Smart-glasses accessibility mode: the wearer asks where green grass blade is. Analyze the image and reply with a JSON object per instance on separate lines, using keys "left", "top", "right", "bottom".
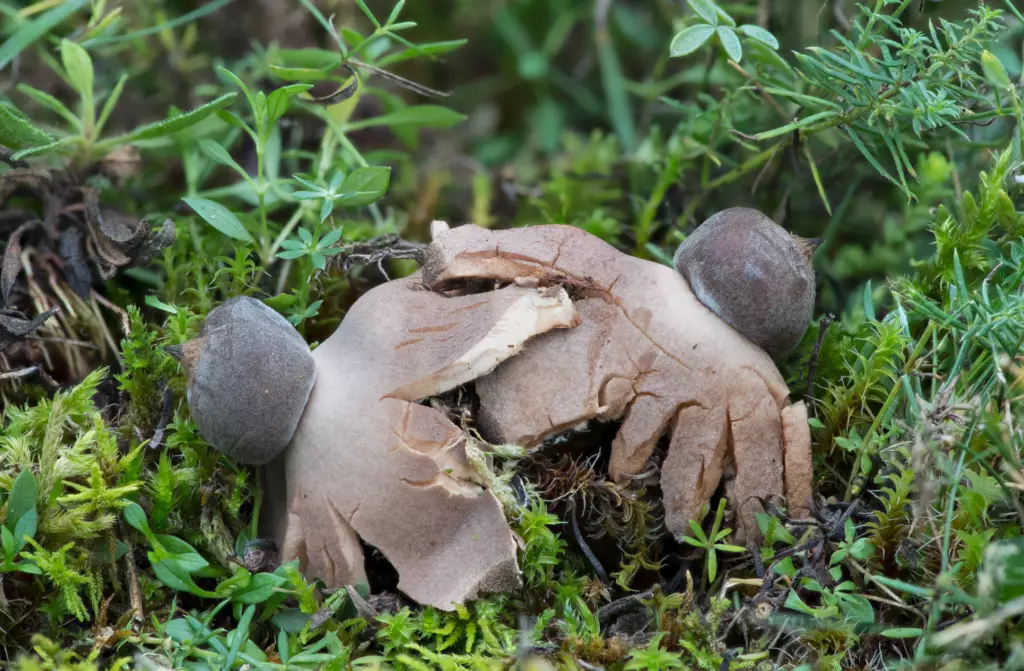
{"left": 596, "top": 23, "right": 635, "bottom": 151}
{"left": 81, "top": 0, "right": 237, "bottom": 47}
{"left": 0, "top": 0, "right": 89, "bottom": 72}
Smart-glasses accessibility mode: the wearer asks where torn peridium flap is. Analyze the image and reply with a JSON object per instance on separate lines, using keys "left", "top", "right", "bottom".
{"left": 267, "top": 276, "right": 580, "bottom": 610}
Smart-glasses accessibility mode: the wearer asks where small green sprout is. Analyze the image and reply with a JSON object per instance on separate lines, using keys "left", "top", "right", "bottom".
{"left": 679, "top": 498, "right": 746, "bottom": 584}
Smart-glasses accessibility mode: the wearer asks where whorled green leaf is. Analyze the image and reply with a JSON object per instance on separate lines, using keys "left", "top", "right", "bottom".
{"left": 717, "top": 26, "right": 742, "bottom": 62}
{"left": 669, "top": 24, "right": 716, "bottom": 58}
{"left": 181, "top": 196, "right": 254, "bottom": 242}
{"left": 738, "top": 24, "right": 779, "bottom": 50}
{"left": 0, "top": 103, "right": 54, "bottom": 150}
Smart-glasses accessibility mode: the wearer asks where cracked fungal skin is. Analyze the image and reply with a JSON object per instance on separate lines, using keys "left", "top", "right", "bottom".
{"left": 261, "top": 279, "right": 579, "bottom": 610}
{"left": 423, "top": 223, "right": 813, "bottom": 543}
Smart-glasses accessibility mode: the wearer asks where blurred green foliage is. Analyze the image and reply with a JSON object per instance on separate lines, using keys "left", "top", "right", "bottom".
{"left": 1, "top": 0, "right": 1024, "bottom": 669}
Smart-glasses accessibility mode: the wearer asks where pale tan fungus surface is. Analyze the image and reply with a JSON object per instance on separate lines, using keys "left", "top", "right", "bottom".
{"left": 262, "top": 221, "right": 814, "bottom": 611}
{"left": 423, "top": 223, "right": 814, "bottom": 542}
{"left": 262, "top": 279, "right": 579, "bottom": 610}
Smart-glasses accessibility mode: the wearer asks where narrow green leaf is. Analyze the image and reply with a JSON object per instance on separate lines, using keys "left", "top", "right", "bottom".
{"left": 217, "top": 67, "right": 256, "bottom": 115}
{"left": 846, "top": 126, "right": 908, "bottom": 197}
{"left": 810, "top": 46, "right": 890, "bottom": 83}
{"left": 708, "top": 549, "right": 718, "bottom": 582}
{"left": 344, "top": 105, "right": 465, "bottom": 131}
{"left": 215, "top": 109, "right": 257, "bottom": 145}
{"left": 738, "top": 24, "right": 779, "bottom": 49}
{"left": 802, "top": 145, "right": 832, "bottom": 215}
{"left": 686, "top": 0, "right": 719, "bottom": 25}
{"left": 0, "top": 0, "right": 89, "bottom": 72}
{"left": 863, "top": 280, "right": 875, "bottom": 321}
{"left": 272, "top": 48, "right": 342, "bottom": 70}
{"left": 223, "top": 604, "right": 256, "bottom": 671}
{"left": 198, "top": 138, "right": 250, "bottom": 183}
{"left": 352, "top": 0, "right": 380, "bottom": 28}
{"left": 182, "top": 197, "right": 254, "bottom": 242}
{"left": 870, "top": 574, "right": 935, "bottom": 598}
{"left": 11, "top": 137, "right": 80, "bottom": 160}
{"left": 0, "top": 103, "right": 54, "bottom": 150}
{"left": 144, "top": 295, "right": 178, "bottom": 314}
{"left": 880, "top": 628, "right": 923, "bottom": 639}
{"left": 16, "top": 83, "right": 80, "bottom": 129}
{"left": 376, "top": 39, "right": 467, "bottom": 67}
{"left": 385, "top": 0, "right": 406, "bottom": 26}
{"left": 318, "top": 229, "right": 342, "bottom": 248}
{"left": 100, "top": 93, "right": 236, "bottom": 147}
{"left": 95, "top": 73, "right": 128, "bottom": 137}
{"left": 319, "top": 198, "right": 333, "bottom": 223}
{"left": 1003, "top": 0, "right": 1024, "bottom": 25}
{"left": 717, "top": 26, "right": 742, "bottom": 62}
{"left": 669, "top": 24, "right": 716, "bottom": 58}
{"left": 59, "top": 39, "right": 94, "bottom": 109}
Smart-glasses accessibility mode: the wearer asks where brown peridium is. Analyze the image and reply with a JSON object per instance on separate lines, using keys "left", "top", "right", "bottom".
{"left": 422, "top": 222, "right": 813, "bottom": 543}
{"left": 261, "top": 267, "right": 580, "bottom": 610}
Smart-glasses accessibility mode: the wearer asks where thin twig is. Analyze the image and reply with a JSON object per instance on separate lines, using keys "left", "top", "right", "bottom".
{"left": 0, "top": 366, "right": 38, "bottom": 381}
{"left": 570, "top": 506, "right": 609, "bottom": 584}
{"left": 805, "top": 314, "right": 834, "bottom": 400}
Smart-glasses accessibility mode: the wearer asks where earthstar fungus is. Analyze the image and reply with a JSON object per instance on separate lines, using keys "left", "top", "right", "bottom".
{"left": 177, "top": 215, "right": 814, "bottom": 611}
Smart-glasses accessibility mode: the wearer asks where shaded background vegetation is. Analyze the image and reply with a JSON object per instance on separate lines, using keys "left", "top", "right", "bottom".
{"left": 2, "top": 0, "right": 1024, "bottom": 669}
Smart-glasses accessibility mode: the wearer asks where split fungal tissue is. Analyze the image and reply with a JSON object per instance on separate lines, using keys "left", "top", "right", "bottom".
{"left": 176, "top": 211, "right": 815, "bottom": 610}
